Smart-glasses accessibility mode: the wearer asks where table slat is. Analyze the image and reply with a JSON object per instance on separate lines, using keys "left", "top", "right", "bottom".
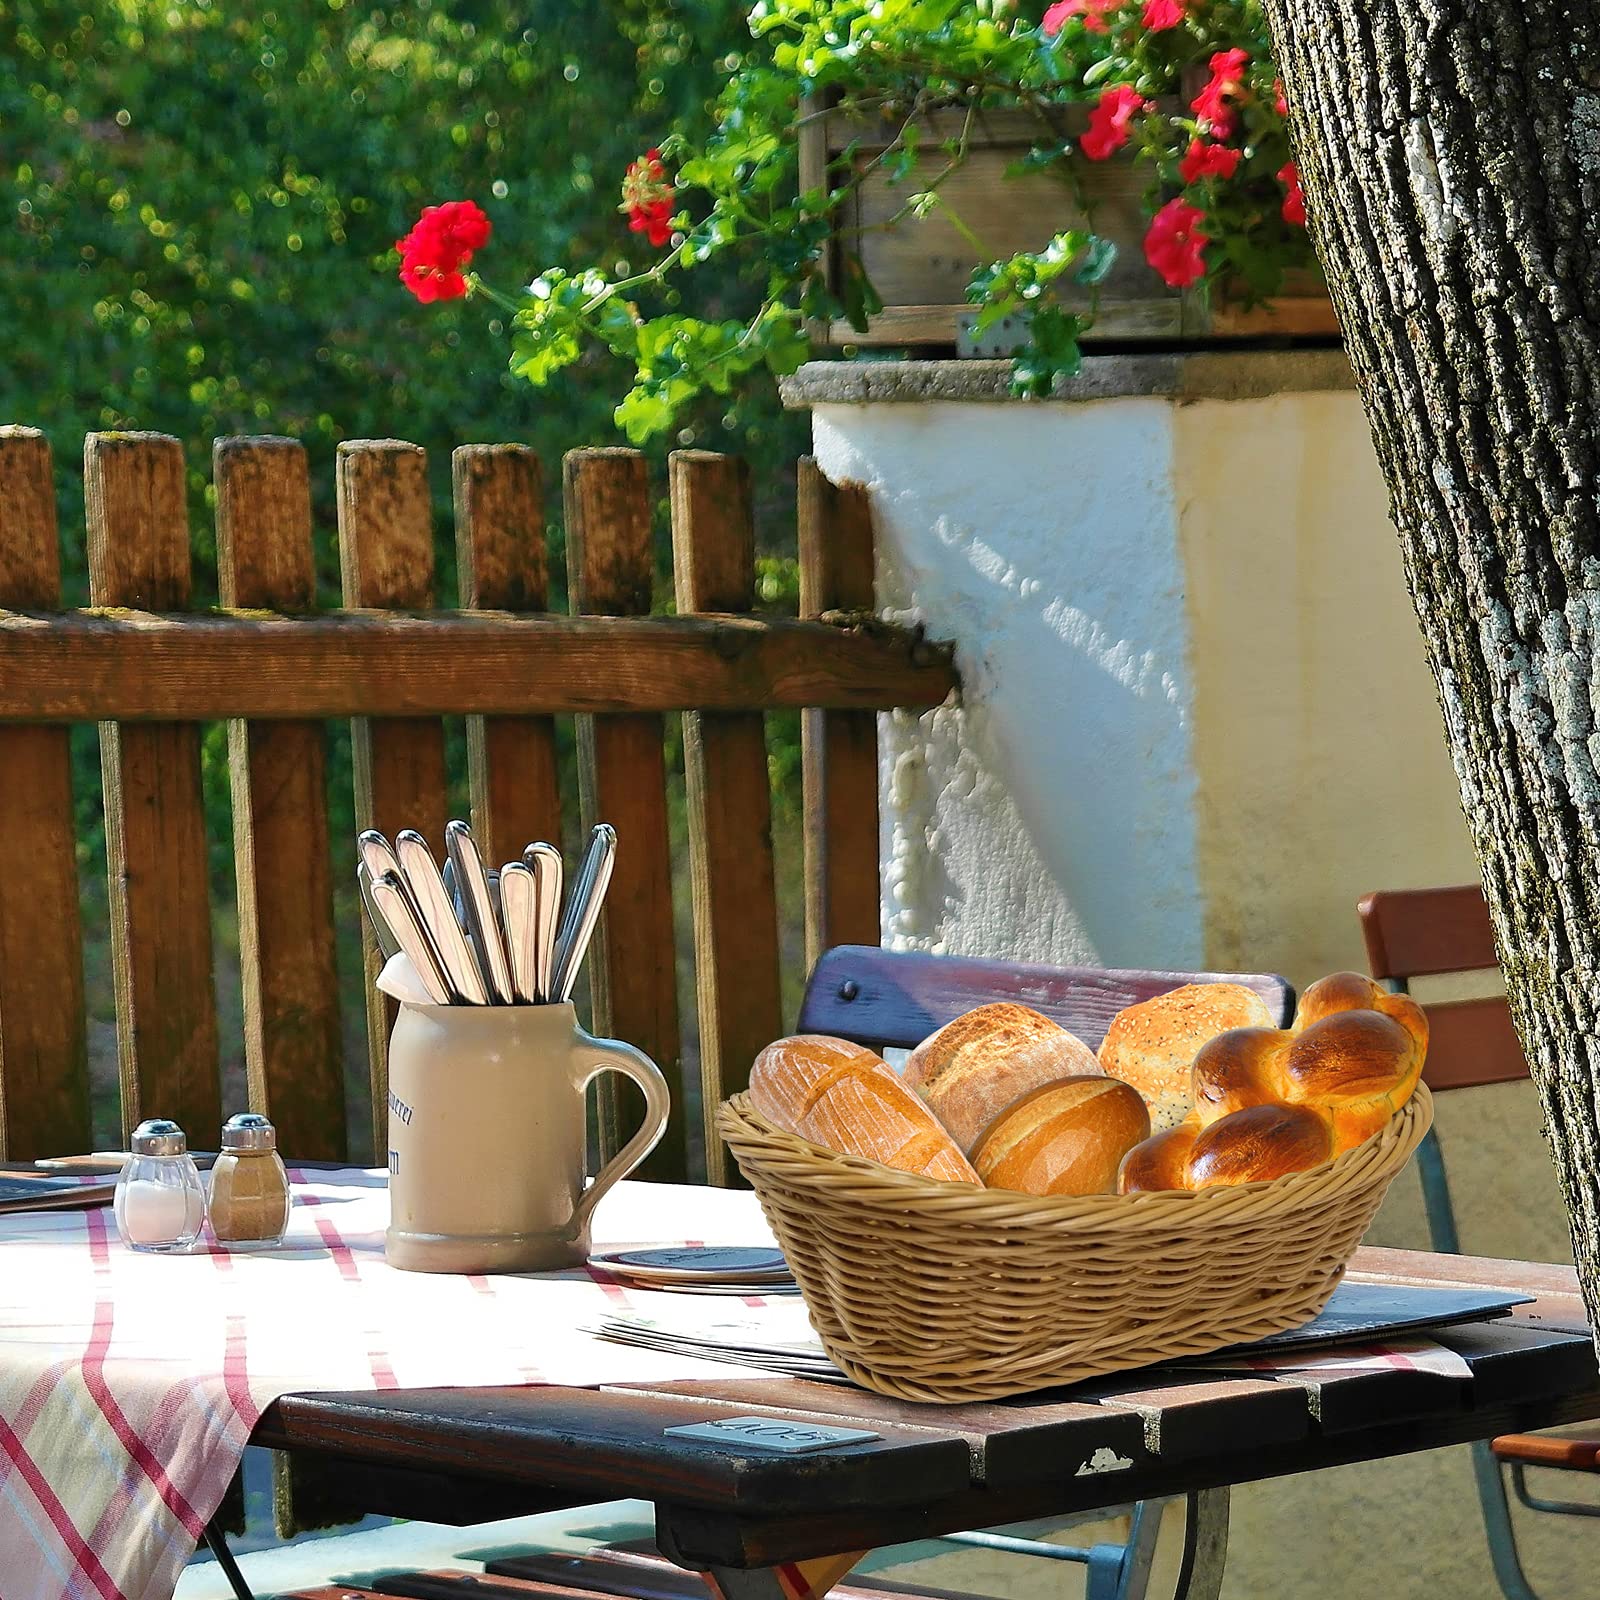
{"left": 1077, "top": 1375, "right": 1310, "bottom": 1457}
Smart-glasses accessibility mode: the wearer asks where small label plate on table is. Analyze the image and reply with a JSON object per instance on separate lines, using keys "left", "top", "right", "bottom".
{"left": 664, "top": 1417, "right": 880, "bottom": 1454}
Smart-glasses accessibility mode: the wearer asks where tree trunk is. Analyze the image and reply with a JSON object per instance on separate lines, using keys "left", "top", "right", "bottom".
{"left": 1258, "top": 0, "right": 1600, "bottom": 1314}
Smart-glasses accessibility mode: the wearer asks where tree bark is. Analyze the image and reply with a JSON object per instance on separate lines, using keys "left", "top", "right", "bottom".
{"left": 1258, "top": 0, "right": 1600, "bottom": 1316}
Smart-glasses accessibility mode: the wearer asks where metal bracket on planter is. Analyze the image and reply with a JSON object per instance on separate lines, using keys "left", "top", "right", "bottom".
{"left": 664, "top": 1416, "right": 881, "bottom": 1455}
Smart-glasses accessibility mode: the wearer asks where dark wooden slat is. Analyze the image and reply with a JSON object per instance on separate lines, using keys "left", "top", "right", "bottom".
{"left": 215, "top": 438, "right": 344, "bottom": 1160}
{"left": 799, "top": 460, "right": 882, "bottom": 968}
{"left": 611, "top": 1377, "right": 1148, "bottom": 1490}
{"left": 1348, "top": 1246, "right": 1588, "bottom": 1328}
{"left": 256, "top": 1385, "right": 973, "bottom": 1516}
{"left": 1433, "top": 1321, "right": 1599, "bottom": 1407}
{"left": 672, "top": 452, "right": 783, "bottom": 1184}
{"left": 0, "top": 429, "right": 88, "bottom": 1158}
{"left": 1358, "top": 884, "right": 1498, "bottom": 980}
{"left": 1264, "top": 1365, "right": 1464, "bottom": 1434}
{"left": 338, "top": 439, "right": 447, "bottom": 1156}
{"left": 1491, "top": 1431, "right": 1600, "bottom": 1468}
{"left": 1075, "top": 1375, "right": 1309, "bottom": 1458}
{"left": 565, "top": 449, "right": 684, "bottom": 1179}
{"left": 798, "top": 945, "right": 1294, "bottom": 1052}
{"left": 85, "top": 432, "right": 220, "bottom": 1142}
{"left": 1422, "top": 994, "right": 1527, "bottom": 1091}
{"left": 0, "top": 613, "right": 957, "bottom": 720}
{"left": 655, "top": 1381, "right": 1600, "bottom": 1570}
{"left": 454, "top": 444, "right": 562, "bottom": 863}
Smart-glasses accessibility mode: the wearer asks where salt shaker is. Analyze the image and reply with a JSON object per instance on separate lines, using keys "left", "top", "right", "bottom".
{"left": 114, "top": 1120, "right": 206, "bottom": 1253}
{"left": 207, "top": 1113, "right": 290, "bottom": 1249}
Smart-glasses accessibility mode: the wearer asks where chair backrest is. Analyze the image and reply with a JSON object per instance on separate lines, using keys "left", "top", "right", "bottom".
{"left": 799, "top": 945, "right": 1295, "bottom": 1053}
{"left": 0, "top": 429, "right": 957, "bottom": 1181}
{"left": 1357, "top": 885, "right": 1525, "bottom": 1093}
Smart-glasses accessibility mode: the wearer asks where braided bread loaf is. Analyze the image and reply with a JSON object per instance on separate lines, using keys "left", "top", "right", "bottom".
{"left": 1119, "top": 973, "right": 1427, "bottom": 1192}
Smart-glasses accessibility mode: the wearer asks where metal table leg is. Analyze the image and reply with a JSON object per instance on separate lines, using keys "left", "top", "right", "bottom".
{"left": 1170, "top": 1488, "right": 1228, "bottom": 1600}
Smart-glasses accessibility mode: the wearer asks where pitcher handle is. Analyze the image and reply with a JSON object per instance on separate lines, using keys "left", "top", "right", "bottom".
{"left": 570, "top": 1031, "right": 672, "bottom": 1234}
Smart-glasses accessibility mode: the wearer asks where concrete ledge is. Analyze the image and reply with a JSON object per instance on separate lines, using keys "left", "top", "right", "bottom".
{"left": 780, "top": 348, "right": 1356, "bottom": 407}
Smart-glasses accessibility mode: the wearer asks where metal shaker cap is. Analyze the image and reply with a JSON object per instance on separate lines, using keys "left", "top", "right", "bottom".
{"left": 130, "top": 1118, "right": 188, "bottom": 1156}
{"left": 220, "top": 1112, "right": 277, "bottom": 1152}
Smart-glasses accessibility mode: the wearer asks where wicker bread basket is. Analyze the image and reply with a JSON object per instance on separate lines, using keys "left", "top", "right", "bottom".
{"left": 717, "top": 1084, "right": 1433, "bottom": 1403}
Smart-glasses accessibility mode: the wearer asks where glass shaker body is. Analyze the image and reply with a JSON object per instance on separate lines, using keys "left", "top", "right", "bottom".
{"left": 208, "top": 1113, "right": 290, "bottom": 1248}
{"left": 114, "top": 1120, "right": 206, "bottom": 1252}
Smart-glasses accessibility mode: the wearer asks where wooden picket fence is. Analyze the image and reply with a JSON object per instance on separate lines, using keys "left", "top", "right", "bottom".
{"left": 0, "top": 427, "right": 957, "bottom": 1182}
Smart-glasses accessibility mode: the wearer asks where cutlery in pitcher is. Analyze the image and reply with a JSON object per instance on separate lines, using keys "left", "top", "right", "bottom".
{"left": 447, "top": 821, "right": 514, "bottom": 1004}
{"left": 356, "top": 861, "right": 403, "bottom": 962}
{"left": 370, "top": 872, "right": 453, "bottom": 1005}
{"left": 551, "top": 824, "right": 617, "bottom": 1003}
{"left": 524, "top": 841, "right": 563, "bottom": 1003}
{"left": 498, "top": 862, "right": 539, "bottom": 1004}
{"left": 395, "top": 830, "right": 489, "bottom": 1005}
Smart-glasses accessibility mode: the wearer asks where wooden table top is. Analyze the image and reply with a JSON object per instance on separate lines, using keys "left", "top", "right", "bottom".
{"left": 253, "top": 1247, "right": 1600, "bottom": 1569}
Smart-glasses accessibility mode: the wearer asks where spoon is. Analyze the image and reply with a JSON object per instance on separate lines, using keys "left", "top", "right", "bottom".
{"left": 524, "top": 841, "right": 563, "bottom": 1003}
{"left": 370, "top": 871, "right": 453, "bottom": 1005}
{"left": 356, "top": 861, "right": 402, "bottom": 961}
{"left": 551, "top": 824, "right": 617, "bottom": 1004}
{"left": 395, "top": 830, "right": 488, "bottom": 1004}
{"left": 498, "top": 862, "right": 539, "bottom": 1004}
{"left": 447, "top": 820, "right": 514, "bottom": 1004}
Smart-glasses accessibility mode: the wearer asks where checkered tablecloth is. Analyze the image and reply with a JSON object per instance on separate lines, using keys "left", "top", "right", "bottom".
{"left": 0, "top": 1172, "right": 783, "bottom": 1600}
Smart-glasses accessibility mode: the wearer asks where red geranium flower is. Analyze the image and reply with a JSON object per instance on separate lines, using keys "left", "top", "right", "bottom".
{"left": 1142, "top": 0, "right": 1185, "bottom": 28}
{"left": 1143, "top": 197, "right": 1208, "bottom": 287}
{"left": 1191, "top": 48, "right": 1250, "bottom": 139}
{"left": 1274, "top": 77, "right": 1289, "bottom": 116}
{"left": 1278, "top": 161, "right": 1307, "bottom": 226}
{"left": 1179, "top": 139, "right": 1242, "bottom": 184}
{"left": 621, "top": 148, "right": 676, "bottom": 248}
{"left": 1043, "top": 0, "right": 1119, "bottom": 35}
{"left": 396, "top": 200, "right": 491, "bottom": 303}
{"left": 1081, "top": 85, "right": 1147, "bottom": 162}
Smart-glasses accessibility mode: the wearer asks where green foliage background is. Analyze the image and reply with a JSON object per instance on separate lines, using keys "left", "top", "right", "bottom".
{"left": 0, "top": 0, "right": 811, "bottom": 1155}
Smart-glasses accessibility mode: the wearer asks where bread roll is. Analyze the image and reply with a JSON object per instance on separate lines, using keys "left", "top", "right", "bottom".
{"left": 972, "top": 1076, "right": 1149, "bottom": 1197}
{"left": 1098, "top": 983, "right": 1275, "bottom": 1130}
{"left": 1118, "top": 1117, "right": 1200, "bottom": 1193}
{"left": 748, "top": 1035, "right": 980, "bottom": 1185}
{"left": 1191, "top": 979, "right": 1426, "bottom": 1152}
{"left": 903, "top": 1003, "right": 1101, "bottom": 1151}
{"left": 1186, "top": 1103, "right": 1334, "bottom": 1189}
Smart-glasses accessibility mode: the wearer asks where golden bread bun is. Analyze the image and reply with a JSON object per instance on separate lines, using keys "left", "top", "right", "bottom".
{"left": 1191, "top": 973, "right": 1426, "bottom": 1152}
{"left": 972, "top": 1075, "right": 1150, "bottom": 1197}
{"left": 1118, "top": 1116, "right": 1201, "bottom": 1193}
{"left": 1294, "top": 971, "right": 1429, "bottom": 1055}
{"left": 1098, "top": 983, "right": 1275, "bottom": 1130}
{"left": 903, "top": 1002, "right": 1102, "bottom": 1151}
{"left": 748, "top": 1035, "right": 980, "bottom": 1185}
{"left": 1186, "top": 1103, "right": 1335, "bottom": 1189}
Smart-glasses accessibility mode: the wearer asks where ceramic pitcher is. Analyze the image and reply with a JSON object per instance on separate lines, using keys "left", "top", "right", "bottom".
{"left": 384, "top": 1000, "right": 670, "bottom": 1273}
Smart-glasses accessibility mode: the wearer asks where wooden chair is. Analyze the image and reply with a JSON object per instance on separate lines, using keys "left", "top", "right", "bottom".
{"left": 1359, "top": 885, "right": 1600, "bottom": 1600}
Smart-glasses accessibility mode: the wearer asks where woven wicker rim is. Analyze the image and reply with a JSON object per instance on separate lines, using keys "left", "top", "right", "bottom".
{"left": 718, "top": 1082, "right": 1433, "bottom": 1224}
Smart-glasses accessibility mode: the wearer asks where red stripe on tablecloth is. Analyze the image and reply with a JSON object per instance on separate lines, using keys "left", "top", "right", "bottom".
{"left": 0, "top": 1410, "right": 127, "bottom": 1600}
{"left": 222, "top": 1313, "right": 259, "bottom": 1429}
{"left": 79, "top": 1212, "right": 208, "bottom": 1539}
{"left": 583, "top": 1265, "right": 632, "bottom": 1309}
{"left": 313, "top": 1215, "right": 398, "bottom": 1388}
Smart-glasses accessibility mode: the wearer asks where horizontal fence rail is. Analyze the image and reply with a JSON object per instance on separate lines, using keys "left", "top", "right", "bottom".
{"left": 0, "top": 612, "right": 955, "bottom": 721}
{"left": 0, "top": 427, "right": 956, "bottom": 1181}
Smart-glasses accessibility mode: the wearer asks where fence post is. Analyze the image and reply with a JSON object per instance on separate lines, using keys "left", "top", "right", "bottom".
{"left": 798, "top": 459, "right": 882, "bottom": 969}
{"left": 338, "top": 439, "right": 447, "bottom": 1157}
{"left": 672, "top": 451, "right": 783, "bottom": 1184}
{"left": 216, "top": 437, "right": 345, "bottom": 1160}
{"left": 0, "top": 428, "right": 88, "bottom": 1159}
{"left": 564, "top": 449, "right": 686, "bottom": 1180}
{"left": 86, "top": 432, "right": 221, "bottom": 1142}
{"left": 454, "top": 444, "right": 562, "bottom": 864}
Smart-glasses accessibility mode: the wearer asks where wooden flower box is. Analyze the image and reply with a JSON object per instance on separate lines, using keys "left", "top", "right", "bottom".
{"left": 801, "top": 103, "right": 1335, "bottom": 350}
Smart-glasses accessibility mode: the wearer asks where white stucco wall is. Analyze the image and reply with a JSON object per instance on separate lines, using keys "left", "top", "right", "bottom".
{"left": 792, "top": 354, "right": 1579, "bottom": 1600}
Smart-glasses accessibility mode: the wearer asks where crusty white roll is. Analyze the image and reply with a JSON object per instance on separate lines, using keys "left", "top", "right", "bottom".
{"left": 1098, "top": 983, "right": 1275, "bottom": 1130}
{"left": 749, "top": 1034, "right": 980, "bottom": 1184}
{"left": 903, "top": 1002, "right": 1101, "bottom": 1151}
{"left": 971, "top": 1075, "right": 1150, "bottom": 1198}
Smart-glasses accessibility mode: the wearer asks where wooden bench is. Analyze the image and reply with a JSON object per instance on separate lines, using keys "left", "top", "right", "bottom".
{"left": 0, "top": 427, "right": 956, "bottom": 1179}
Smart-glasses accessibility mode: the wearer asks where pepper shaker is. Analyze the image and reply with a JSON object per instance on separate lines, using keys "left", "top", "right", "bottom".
{"left": 207, "top": 1113, "right": 291, "bottom": 1249}
{"left": 114, "top": 1120, "right": 206, "bottom": 1253}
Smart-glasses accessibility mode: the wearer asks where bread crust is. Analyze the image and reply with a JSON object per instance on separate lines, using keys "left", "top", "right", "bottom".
{"left": 1098, "top": 983, "right": 1275, "bottom": 1129}
{"left": 1186, "top": 1103, "right": 1334, "bottom": 1188}
{"left": 972, "top": 1075, "right": 1149, "bottom": 1197}
{"left": 904, "top": 1002, "right": 1101, "bottom": 1151}
{"left": 749, "top": 1034, "right": 980, "bottom": 1185}
{"left": 1118, "top": 1116, "right": 1202, "bottom": 1193}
